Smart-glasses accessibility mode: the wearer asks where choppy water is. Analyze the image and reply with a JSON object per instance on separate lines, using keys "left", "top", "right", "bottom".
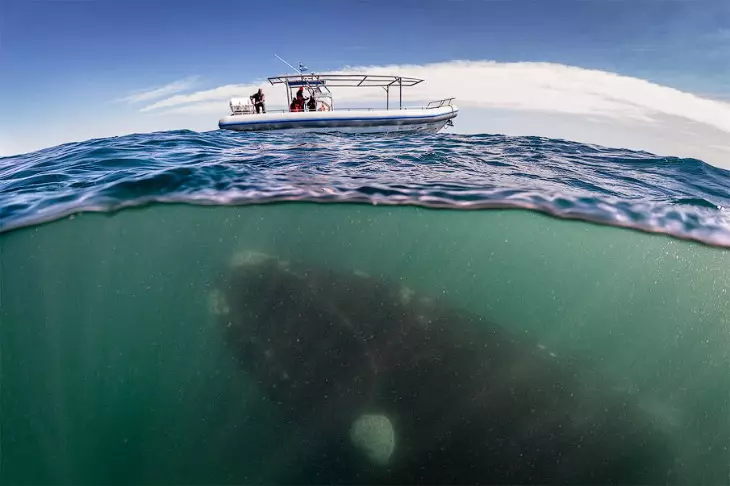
{"left": 0, "top": 131, "right": 728, "bottom": 484}
{"left": 3, "top": 130, "right": 730, "bottom": 246}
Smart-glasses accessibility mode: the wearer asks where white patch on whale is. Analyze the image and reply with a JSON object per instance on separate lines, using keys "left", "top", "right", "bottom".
{"left": 611, "top": 378, "right": 684, "bottom": 433}
{"left": 399, "top": 286, "right": 415, "bottom": 305}
{"left": 230, "top": 250, "right": 273, "bottom": 268}
{"left": 415, "top": 314, "right": 431, "bottom": 330}
{"left": 208, "top": 289, "right": 230, "bottom": 316}
{"left": 350, "top": 414, "right": 395, "bottom": 467}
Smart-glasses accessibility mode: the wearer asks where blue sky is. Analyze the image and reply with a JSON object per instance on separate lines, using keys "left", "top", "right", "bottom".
{"left": 2, "top": 0, "right": 730, "bottom": 164}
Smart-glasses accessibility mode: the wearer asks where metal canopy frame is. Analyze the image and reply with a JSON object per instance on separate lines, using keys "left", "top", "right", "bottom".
{"left": 267, "top": 73, "right": 423, "bottom": 87}
{"left": 267, "top": 73, "right": 424, "bottom": 110}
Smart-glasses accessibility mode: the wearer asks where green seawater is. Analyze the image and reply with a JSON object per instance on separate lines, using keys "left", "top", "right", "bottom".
{"left": 0, "top": 203, "right": 728, "bottom": 484}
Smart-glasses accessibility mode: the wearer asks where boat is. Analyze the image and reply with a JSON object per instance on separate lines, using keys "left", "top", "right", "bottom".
{"left": 218, "top": 71, "right": 459, "bottom": 134}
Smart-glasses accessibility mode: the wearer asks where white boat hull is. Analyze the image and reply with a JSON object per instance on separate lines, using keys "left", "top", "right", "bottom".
{"left": 218, "top": 106, "right": 458, "bottom": 134}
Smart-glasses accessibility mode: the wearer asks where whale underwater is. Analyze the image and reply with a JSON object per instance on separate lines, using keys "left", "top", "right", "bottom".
{"left": 210, "top": 251, "right": 678, "bottom": 485}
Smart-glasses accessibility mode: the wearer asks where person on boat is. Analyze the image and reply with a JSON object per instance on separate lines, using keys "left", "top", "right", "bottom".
{"left": 290, "top": 96, "right": 306, "bottom": 112}
{"left": 287, "top": 87, "right": 305, "bottom": 112}
{"left": 295, "top": 87, "right": 307, "bottom": 105}
{"left": 307, "top": 95, "right": 317, "bottom": 112}
{"left": 250, "top": 89, "right": 266, "bottom": 114}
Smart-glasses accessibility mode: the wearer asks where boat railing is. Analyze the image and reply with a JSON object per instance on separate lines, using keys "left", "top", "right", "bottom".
{"left": 231, "top": 107, "right": 382, "bottom": 115}
{"left": 425, "top": 98, "right": 455, "bottom": 109}
{"left": 229, "top": 101, "right": 456, "bottom": 115}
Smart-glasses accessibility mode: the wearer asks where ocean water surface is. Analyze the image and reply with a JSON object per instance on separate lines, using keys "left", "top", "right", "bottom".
{"left": 0, "top": 131, "right": 728, "bottom": 484}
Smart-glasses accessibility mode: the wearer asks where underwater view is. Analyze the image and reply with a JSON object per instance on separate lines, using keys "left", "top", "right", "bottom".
{"left": 1, "top": 132, "right": 729, "bottom": 484}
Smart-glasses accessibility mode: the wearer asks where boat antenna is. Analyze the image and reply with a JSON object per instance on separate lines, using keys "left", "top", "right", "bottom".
{"left": 274, "top": 54, "right": 305, "bottom": 75}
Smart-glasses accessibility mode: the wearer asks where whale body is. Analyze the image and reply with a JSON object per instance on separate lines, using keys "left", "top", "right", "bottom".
{"left": 212, "top": 251, "right": 677, "bottom": 485}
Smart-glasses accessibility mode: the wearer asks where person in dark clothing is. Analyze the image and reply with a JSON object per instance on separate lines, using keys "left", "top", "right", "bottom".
{"left": 250, "top": 89, "right": 266, "bottom": 114}
{"left": 307, "top": 95, "right": 317, "bottom": 112}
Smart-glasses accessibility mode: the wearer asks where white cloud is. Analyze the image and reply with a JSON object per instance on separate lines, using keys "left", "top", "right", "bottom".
{"left": 148, "top": 101, "right": 226, "bottom": 116}
{"left": 704, "top": 28, "right": 730, "bottom": 42}
{"left": 141, "top": 82, "right": 267, "bottom": 112}
{"left": 117, "top": 76, "right": 201, "bottom": 104}
{"left": 329, "top": 60, "right": 730, "bottom": 131}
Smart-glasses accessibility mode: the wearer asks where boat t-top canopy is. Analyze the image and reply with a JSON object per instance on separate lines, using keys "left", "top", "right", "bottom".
{"left": 267, "top": 73, "right": 424, "bottom": 87}
{"left": 267, "top": 73, "right": 425, "bottom": 109}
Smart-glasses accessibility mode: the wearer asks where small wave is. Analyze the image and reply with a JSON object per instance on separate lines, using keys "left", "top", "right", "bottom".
{"left": 2, "top": 130, "right": 730, "bottom": 247}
